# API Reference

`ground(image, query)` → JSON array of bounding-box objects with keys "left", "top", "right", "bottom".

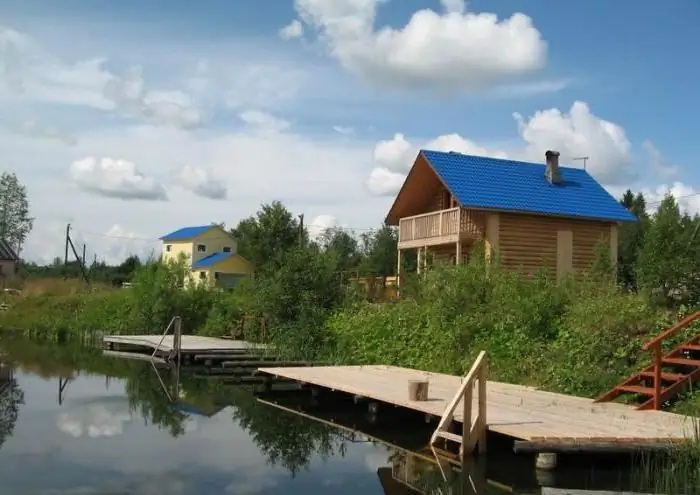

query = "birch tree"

[{"left": 0, "top": 172, "right": 34, "bottom": 256}]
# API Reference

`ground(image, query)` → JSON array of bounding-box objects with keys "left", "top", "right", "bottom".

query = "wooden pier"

[
  {"left": 103, "top": 334, "right": 265, "bottom": 355},
  {"left": 258, "top": 361, "right": 698, "bottom": 459}
]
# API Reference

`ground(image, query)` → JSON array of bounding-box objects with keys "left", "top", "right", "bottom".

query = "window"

[
  {"left": 214, "top": 272, "right": 221, "bottom": 280},
  {"left": 197, "top": 244, "right": 206, "bottom": 252},
  {"left": 165, "top": 245, "right": 172, "bottom": 252},
  {"left": 199, "top": 271, "right": 206, "bottom": 279},
  {"left": 223, "top": 246, "right": 232, "bottom": 253}
]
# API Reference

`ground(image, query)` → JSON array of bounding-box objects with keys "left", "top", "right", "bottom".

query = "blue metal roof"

[
  {"left": 421, "top": 150, "right": 637, "bottom": 222},
  {"left": 191, "top": 252, "right": 234, "bottom": 269},
  {"left": 160, "top": 225, "right": 214, "bottom": 241}
]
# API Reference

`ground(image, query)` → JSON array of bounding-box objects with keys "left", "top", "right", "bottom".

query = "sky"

[{"left": 2, "top": 0, "right": 700, "bottom": 264}]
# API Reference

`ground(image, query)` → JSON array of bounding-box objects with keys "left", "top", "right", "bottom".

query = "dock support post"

[
  {"left": 535, "top": 453, "right": 558, "bottom": 471},
  {"left": 173, "top": 317, "right": 182, "bottom": 363}
]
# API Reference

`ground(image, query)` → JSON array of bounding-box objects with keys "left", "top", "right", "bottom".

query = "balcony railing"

[{"left": 398, "top": 207, "right": 484, "bottom": 249}]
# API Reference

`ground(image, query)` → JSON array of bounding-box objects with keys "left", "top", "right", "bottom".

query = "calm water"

[{"left": 0, "top": 337, "right": 664, "bottom": 494}]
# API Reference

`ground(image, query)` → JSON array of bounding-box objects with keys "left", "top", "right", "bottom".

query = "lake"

[{"left": 0, "top": 336, "right": 673, "bottom": 494}]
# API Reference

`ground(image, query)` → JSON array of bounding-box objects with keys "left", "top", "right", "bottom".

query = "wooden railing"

[
  {"left": 399, "top": 207, "right": 460, "bottom": 243},
  {"left": 642, "top": 311, "right": 700, "bottom": 410},
  {"left": 431, "top": 351, "right": 488, "bottom": 457}
]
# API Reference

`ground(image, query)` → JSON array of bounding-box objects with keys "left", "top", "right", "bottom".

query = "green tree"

[
  {"left": 637, "top": 194, "right": 693, "bottom": 306},
  {"left": 617, "top": 189, "right": 648, "bottom": 289},
  {"left": 0, "top": 172, "right": 33, "bottom": 255},
  {"left": 231, "top": 201, "right": 302, "bottom": 273},
  {"left": 317, "top": 227, "right": 361, "bottom": 274}
]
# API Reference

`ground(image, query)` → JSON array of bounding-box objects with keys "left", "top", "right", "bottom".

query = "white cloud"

[
  {"left": 4, "top": 119, "right": 77, "bottom": 145},
  {"left": 279, "top": 19, "right": 304, "bottom": 40},
  {"left": 177, "top": 164, "right": 227, "bottom": 200},
  {"left": 643, "top": 139, "right": 680, "bottom": 179},
  {"left": 643, "top": 182, "right": 700, "bottom": 216},
  {"left": 0, "top": 26, "right": 113, "bottom": 109},
  {"left": 285, "top": 0, "right": 548, "bottom": 92},
  {"left": 367, "top": 101, "right": 634, "bottom": 195},
  {"left": 308, "top": 214, "right": 337, "bottom": 240},
  {"left": 69, "top": 156, "right": 168, "bottom": 201},
  {"left": 238, "top": 110, "right": 290, "bottom": 133},
  {"left": 332, "top": 125, "right": 354, "bottom": 135},
  {"left": 104, "top": 66, "right": 204, "bottom": 129}
]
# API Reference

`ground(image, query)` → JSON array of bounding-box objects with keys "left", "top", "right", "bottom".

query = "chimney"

[{"left": 545, "top": 150, "right": 561, "bottom": 184}]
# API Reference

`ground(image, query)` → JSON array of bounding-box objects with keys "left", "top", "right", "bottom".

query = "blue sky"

[{"left": 1, "top": 0, "right": 698, "bottom": 262}]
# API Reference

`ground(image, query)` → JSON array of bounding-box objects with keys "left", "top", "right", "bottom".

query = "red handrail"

[{"left": 642, "top": 310, "right": 700, "bottom": 410}]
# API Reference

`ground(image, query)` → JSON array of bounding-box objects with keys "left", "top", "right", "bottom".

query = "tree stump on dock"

[{"left": 408, "top": 380, "right": 429, "bottom": 401}]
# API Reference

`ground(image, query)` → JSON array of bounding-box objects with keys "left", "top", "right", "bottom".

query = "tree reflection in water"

[
  {"left": 230, "top": 388, "right": 348, "bottom": 476},
  {"left": 0, "top": 362, "right": 24, "bottom": 450}
]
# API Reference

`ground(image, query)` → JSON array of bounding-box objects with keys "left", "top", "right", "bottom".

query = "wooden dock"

[
  {"left": 104, "top": 334, "right": 265, "bottom": 354},
  {"left": 258, "top": 364, "right": 697, "bottom": 451}
]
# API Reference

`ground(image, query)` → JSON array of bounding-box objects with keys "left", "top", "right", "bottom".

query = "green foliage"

[{"left": 0, "top": 172, "right": 33, "bottom": 255}]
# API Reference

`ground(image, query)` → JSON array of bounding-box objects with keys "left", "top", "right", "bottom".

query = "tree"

[
  {"left": 637, "top": 194, "right": 693, "bottom": 306},
  {"left": 231, "top": 202, "right": 302, "bottom": 273},
  {"left": 0, "top": 172, "right": 33, "bottom": 255},
  {"left": 317, "top": 227, "right": 361, "bottom": 274},
  {"left": 617, "top": 190, "right": 648, "bottom": 289}
]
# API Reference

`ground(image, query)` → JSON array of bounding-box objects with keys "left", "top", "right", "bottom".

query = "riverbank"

[{"left": 2, "top": 259, "right": 699, "bottom": 407}]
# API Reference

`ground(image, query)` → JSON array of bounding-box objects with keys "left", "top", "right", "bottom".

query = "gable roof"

[
  {"left": 0, "top": 239, "right": 18, "bottom": 261},
  {"left": 401, "top": 150, "right": 637, "bottom": 223},
  {"left": 191, "top": 252, "right": 235, "bottom": 269},
  {"left": 160, "top": 225, "right": 220, "bottom": 242}
]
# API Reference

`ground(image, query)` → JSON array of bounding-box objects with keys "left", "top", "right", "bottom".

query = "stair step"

[
  {"left": 680, "top": 344, "right": 700, "bottom": 351},
  {"left": 639, "top": 371, "right": 686, "bottom": 382},
  {"left": 435, "top": 430, "right": 463, "bottom": 444},
  {"left": 663, "top": 357, "right": 700, "bottom": 367},
  {"left": 615, "top": 385, "right": 656, "bottom": 396}
]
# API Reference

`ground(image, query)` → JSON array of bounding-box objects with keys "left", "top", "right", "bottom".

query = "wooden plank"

[
  {"left": 258, "top": 365, "right": 697, "bottom": 443},
  {"left": 103, "top": 334, "right": 266, "bottom": 353}
]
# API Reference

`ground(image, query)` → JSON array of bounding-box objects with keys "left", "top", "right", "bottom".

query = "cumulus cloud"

[
  {"left": 284, "top": 0, "right": 549, "bottom": 93},
  {"left": 307, "top": 214, "right": 337, "bottom": 240},
  {"left": 279, "top": 19, "right": 304, "bottom": 40},
  {"left": 70, "top": 156, "right": 168, "bottom": 201},
  {"left": 177, "top": 164, "right": 227, "bottom": 200},
  {"left": 643, "top": 182, "right": 700, "bottom": 216},
  {"left": 104, "top": 66, "right": 203, "bottom": 128},
  {"left": 643, "top": 139, "right": 680, "bottom": 180},
  {"left": 366, "top": 101, "right": 635, "bottom": 195}
]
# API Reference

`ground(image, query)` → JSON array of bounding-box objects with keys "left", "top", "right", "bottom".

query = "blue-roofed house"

[
  {"left": 385, "top": 150, "right": 637, "bottom": 280},
  {"left": 159, "top": 224, "right": 254, "bottom": 288}
]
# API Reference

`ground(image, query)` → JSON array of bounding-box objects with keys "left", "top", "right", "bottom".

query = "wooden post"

[
  {"left": 417, "top": 248, "right": 422, "bottom": 275},
  {"left": 173, "top": 316, "right": 182, "bottom": 363},
  {"left": 478, "top": 358, "right": 487, "bottom": 453},
  {"left": 460, "top": 378, "right": 473, "bottom": 457},
  {"left": 408, "top": 380, "right": 429, "bottom": 401},
  {"left": 455, "top": 241, "right": 462, "bottom": 265},
  {"left": 396, "top": 249, "right": 403, "bottom": 295},
  {"left": 439, "top": 210, "right": 443, "bottom": 236},
  {"left": 653, "top": 344, "right": 662, "bottom": 410}
]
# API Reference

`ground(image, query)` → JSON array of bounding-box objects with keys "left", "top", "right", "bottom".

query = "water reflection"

[
  {"left": 0, "top": 336, "right": 678, "bottom": 494},
  {"left": 0, "top": 357, "right": 23, "bottom": 450}
]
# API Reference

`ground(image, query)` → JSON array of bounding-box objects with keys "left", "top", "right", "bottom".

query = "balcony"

[{"left": 398, "top": 207, "right": 484, "bottom": 250}]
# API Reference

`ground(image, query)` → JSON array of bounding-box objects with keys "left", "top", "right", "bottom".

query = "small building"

[
  {"left": 159, "top": 224, "right": 254, "bottom": 289},
  {"left": 385, "top": 150, "right": 636, "bottom": 281},
  {"left": 0, "top": 239, "right": 19, "bottom": 286}
]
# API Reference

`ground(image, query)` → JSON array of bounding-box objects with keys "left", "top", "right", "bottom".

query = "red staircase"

[{"left": 595, "top": 311, "right": 700, "bottom": 410}]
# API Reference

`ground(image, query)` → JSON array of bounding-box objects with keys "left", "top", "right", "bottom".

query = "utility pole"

[
  {"left": 63, "top": 224, "right": 70, "bottom": 280},
  {"left": 573, "top": 156, "right": 590, "bottom": 171},
  {"left": 298, "top": 214, "right": 304, "bottom": 247}
]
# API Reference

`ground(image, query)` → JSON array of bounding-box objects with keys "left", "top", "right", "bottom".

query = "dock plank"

[
  {"left": 103, "top": 334, "right": 266, "bottom": 353},
  {"left": 258, "top": 365, "right": 698, "bottom": 442}
]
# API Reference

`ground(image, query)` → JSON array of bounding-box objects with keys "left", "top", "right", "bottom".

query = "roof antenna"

[{"left": 572, "top": 156, "right": 589, "bottom": 171}]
